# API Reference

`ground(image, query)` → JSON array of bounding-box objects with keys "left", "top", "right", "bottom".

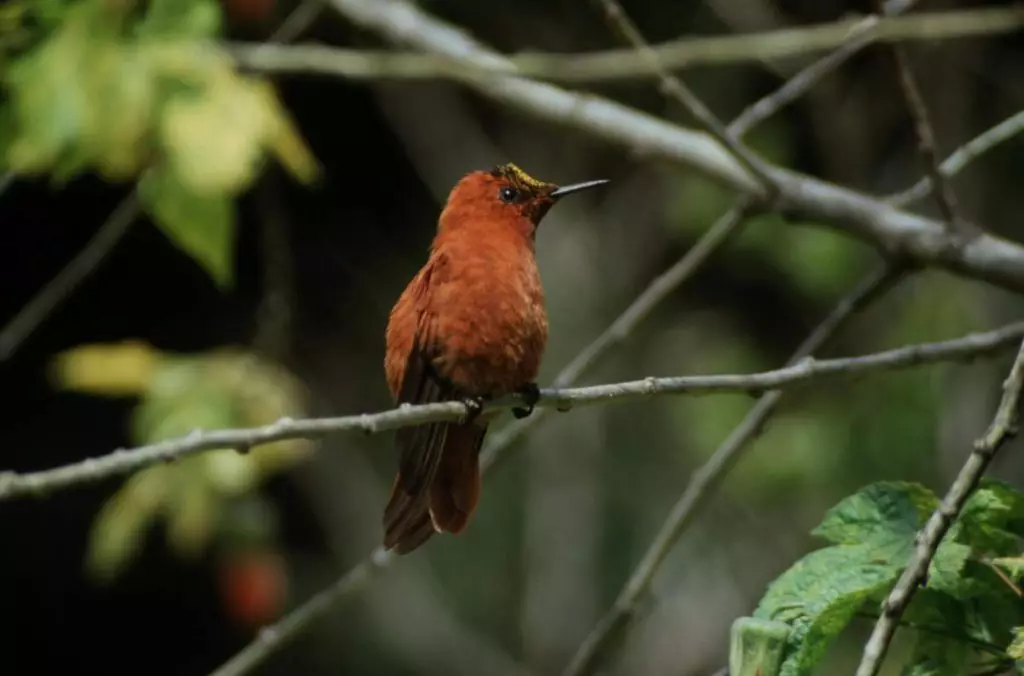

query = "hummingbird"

[{"left": 382, "top": 163, "right": 608, "bottom": 554}]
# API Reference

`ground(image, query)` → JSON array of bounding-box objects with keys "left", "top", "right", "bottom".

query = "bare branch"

[
  {"left": 209, "top": 548, "right": 394, "bottom": 676},
  {"left": 318, "top": 0, "right": 1024, "bottom": 294},
  {"left": 854, "top": 336, "right": 1024, "bottom": 676},
  {"left": 889, "top": 109, "right": 1024, "bottom": 208},
  {"left": 562, "top": 264, "right": 905, "bottom": 676},
  {"left": 0, "top": 194, "right": 139, "bottom": 364},
  {"left": 5, "top": 320, "right": 1024, "bottom": 503},
  {"left": 875, "top": 0, "right": 962, "bottom": 233},
  {"left": 228, "top": 6, "right": 1024, "bottom": 85},
  {"left": 729, "top": 0, "right": 922, "bottom": 136},
  {"left": 594, "top": 0, "right": 775, "bottom": 197},
  {"left": 513, "top": 6, "right": 1024, "bottom": 82}
]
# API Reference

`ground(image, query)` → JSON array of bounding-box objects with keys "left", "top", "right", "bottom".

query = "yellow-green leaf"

[
  {"left": 159, "top": 69, "right": 274, "bottom": 194},
  {"left": 49, "top": 340, "right": 161, "bottom": 397},
  {"left": 140, "top": 165, "right": 236, "bottom": 288}
]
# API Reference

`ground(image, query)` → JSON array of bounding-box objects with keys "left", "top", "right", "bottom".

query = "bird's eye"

[{"left": 499, "top": 186, "right": 520, "bottom": 203}]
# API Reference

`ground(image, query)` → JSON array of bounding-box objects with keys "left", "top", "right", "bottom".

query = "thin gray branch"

[
  {"left": 889, "top": 109, "right": 1024, "bottom": 208},
  {"left": 854, "top": 337, "right": 1024, "bottom": 676},
  {"left": 875, "top": 0, "right": 962, "bottom": 233},
  {"left": 511, "top": 6, "right": 1024, "bottom": 82},
  {"left": 0, "top": 193, "right": 139, "bottom": 364},
  {"left": 209, "top": 548, "right": 394, "bottom": 676},
  {"left": 5, "top": 320, "right": 1024, "bottom": 503},
  {"left": 729, "top": 0, "right": 920, "bottom": 136},
  {"left": 595, "top": 0, "right": 775, "bottom": 197},
  {"left": 562, "top": 264, "right": 905, "bottom": 676},
  {"left": 322, "top": 0, "right": 1024, "bottom": 294}
]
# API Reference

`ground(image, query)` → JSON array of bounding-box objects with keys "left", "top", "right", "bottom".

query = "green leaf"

[
  {"left": 955, "top": 480, "right": 1024, "bottom": 554},
  {"left": 729, "top": 617, "right": 790, "bottom": 676},
  {"left": 992, "top": 557, "right": 1024, "bottom": 584},
  {"left": 1009, "top": 627, "right": 1024, "bottom": 661},
  {"left": 139, "top": 165, "right": 236, "bottom": 288},
  {"left": 900, "top": 593, "right": 970, "bottom": 676},
  {"left": 134, "top": 0, "right": 221, "bottom": 40},
  {"left": 812, "top": 481, "right": 937, "bottom": 553},
  {"left": 753, "top": 545, "right": 901, "bottom": 676}
]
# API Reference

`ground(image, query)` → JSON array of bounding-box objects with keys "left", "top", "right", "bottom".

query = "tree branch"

[
  {"left": 512, "top": 6, "right": 1024, "bottom": 82},
  {"left": 562, "top": 264, "right": 905, "bottom": 676},
  {"left": 854, "top": 337, "right": 1024, "bottom": 676},
  {"left": 889, "top": 108, "right": 1024, "bottom": 208},
  {"left": 594, "top": 0, "right": 776, "bottom": 197},
  {"left": 227, "top": 5, "right": 1023, "bottom": 87},
  {"left": 875, "top": 0, "right": 962, "bottom": 233},
  {"left": 314, "top": 0, "right": 1024, "bottom": 294},
  {"left": 0, "top": 193, "right": 139, "bottom": 364},
  {"left": 4, "top": 320, "right": 1024, "bottom": 503},
  {"left": 235, "top": 7, "right": 1024, "bottom": 83}
]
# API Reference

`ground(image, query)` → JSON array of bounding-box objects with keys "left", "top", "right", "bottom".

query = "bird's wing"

[{"left": 384, "top": 254, "right": 465, "bottom": 546}]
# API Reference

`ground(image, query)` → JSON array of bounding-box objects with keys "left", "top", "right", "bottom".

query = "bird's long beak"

[{"left": 549, "top": 179, "right": 610, "bottom": 199}]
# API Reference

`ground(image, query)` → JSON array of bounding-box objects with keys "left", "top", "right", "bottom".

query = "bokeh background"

[{"left": 2, "top": 0, "right": 1024, "bottom": 674}]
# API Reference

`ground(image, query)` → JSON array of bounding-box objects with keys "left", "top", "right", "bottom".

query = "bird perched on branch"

[{"left": 382, "top": 163, "right": 609, "bottom": 554}]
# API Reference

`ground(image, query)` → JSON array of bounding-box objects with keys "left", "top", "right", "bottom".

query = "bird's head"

[{"left": 438, "top": 163, "right": 608, "bottom": 241}]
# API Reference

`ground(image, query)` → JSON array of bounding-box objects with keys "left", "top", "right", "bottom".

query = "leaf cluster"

[
  {"left": 49, "top": 341, "right": 313, "bottom": 582},
  {"left": 1, "top": 0, "right": 319, "bottom": 287},
  {"left": 732, "top": 481, "right": 1024, "bottom": 676}
]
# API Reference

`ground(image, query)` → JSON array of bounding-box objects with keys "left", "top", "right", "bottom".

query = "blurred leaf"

[
  {"left": 134, "top": 0, "right": 221, "bottom": 39},
  {"left": 261, "top": 82, "right": 320, "bottom": 185},
  {"left": 166, "top": 476, "right": 216, "bottom": 559},
  {"left": 159, "top": 69, "right": 273, "bottom": 194},
  {"left": 900, "top": 597, "right": 969, "bottom": 676},
  {"left": 49, "top": 340, "right": 161, "bottom": 396},
  {"left": 954, "top": 480, "right": 1024, "bottom": 555},
  {"left": 86, "top": 467, "right": 170, "bottom": 583},
  {"left": 140, "top": 164, "right": 236, "bottom": 288},
  {"left": 81, "top": 42, "right": 155, "bottom": 180},
  {"left": 992, "top": 557, "right": 1024, "bottom": 583},
  {"left": 1009, "top": 627, "right": 1024, "bottom": 661},
  {"left": 4, "top": 5, "right": 94, "bottom": 174}
]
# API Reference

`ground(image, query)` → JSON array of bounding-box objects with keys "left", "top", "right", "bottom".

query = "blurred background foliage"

[{"left": 2, "top": 0, "right": 1024, "bottom": 675}]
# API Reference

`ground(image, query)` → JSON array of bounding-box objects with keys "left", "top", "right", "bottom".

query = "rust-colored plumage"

[{"left": 382, "top": 163, "right": 608, "bottom": 554}]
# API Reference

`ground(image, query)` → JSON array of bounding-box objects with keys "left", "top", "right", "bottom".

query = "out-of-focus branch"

[
  {"left": 0, "top": 193, "right": 139, "bottom": 364},
  {"left": 513, "top": 6, "right": 1024, "bottom": 82},
  {"left": 4, "top": 321, "right": 1024, "bottom": 504},
  {"left": 233, "top": 8, "right": 1024, "bottom": 82},
  {"left": 875, "top": 0, "right": 961, "bottom": 233},
  {"left": 594, "top": 0, "right": 775, "bottom": 197},
  {"left": 729, "top": 0, "right": 920, "bottom": 135},
  {"left": 889, "top": 109, "right": 1024, "bottom": 208},
  {"left": 854, "top": 337, "right": 1024, "bottom": 676},
  {"left": 562, "top": 265, "right": 905, "bottom": 676},
  {"left": 316, "top": 0, "right": 1024, "bottom": 294}
]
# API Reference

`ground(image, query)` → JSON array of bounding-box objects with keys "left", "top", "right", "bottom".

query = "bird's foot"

[
  {"left": 461, "top": 395, "right": 487, "bottom": 424},
  {"left": 512, "top": 382, "right": 541, "bottom": 419}
]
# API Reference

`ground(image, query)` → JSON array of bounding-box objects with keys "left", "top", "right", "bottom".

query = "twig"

[
  {"left": 268, "top": 0, "right": 321, "bottom": 43},
  {"left": 511, "top": 6, "right": 1024, "bottom": 82},
  {"left": 888, "top": 109, "right": 1024, "bottom": 208},
  {"left": 562, "top": 265, "right": 904, "bottom": 676},
  {"left": 6, "top": 318, "right": 1024, "bottom": 503},
  {"left": 0, "top": 193, "right": 139, "bottom": 364},
  {"left": 229, "top": 6, "right": 1024, "bottom": 85},
  {"left": 854, "top": 337, "right": 1024, "bottom": 676},
  {"left": 209, "top": 548, "right": 394, "bottom": 676},
  {"left": 325, "top": 0, "right": 1024, "bottom": 294},
  {"left": 875, "top": 0, "right": 961, "bottom": 233},
  {"left": 595, "top": 0, "right": 775, "bottom": 198},
  {"left": 729, "top": 0, "right": 922, "bottom": 136}
]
